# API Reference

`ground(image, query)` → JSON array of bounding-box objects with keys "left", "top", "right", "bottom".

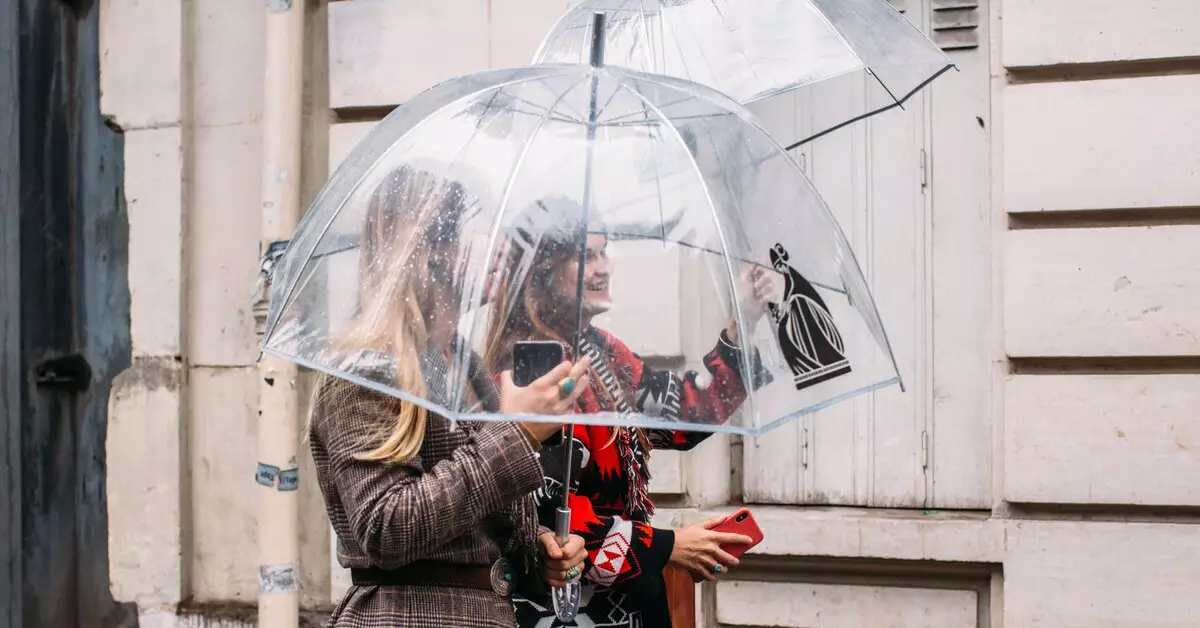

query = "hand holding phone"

[
  {"left": 513, "top": 340, "right": 567, "bottom": 387},
  {"left": 711, "top": 508, "right": 764, "bottom": 560},
  {"left": 497, "top": 342, "right": 591, "bottom": 441},
  {"left": 670, "top": 509, "right": 763, "bottom": 582}
]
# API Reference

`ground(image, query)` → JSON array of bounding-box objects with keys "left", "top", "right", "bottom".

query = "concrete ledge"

[
  {"left": 655, "top": 506, "right": 1003, "bottom": 564},
  {"left": 717, "top": 580, "right": 978, "bottom": 627}
]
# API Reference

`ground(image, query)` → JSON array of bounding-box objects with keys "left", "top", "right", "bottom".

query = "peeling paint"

[{"left": 111, "top": 356, "right": 185, "bottom": 400}]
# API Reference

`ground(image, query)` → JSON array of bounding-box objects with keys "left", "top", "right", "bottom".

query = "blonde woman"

[{"left": 308, "top": 168, "right": 591, "bottom": 628}]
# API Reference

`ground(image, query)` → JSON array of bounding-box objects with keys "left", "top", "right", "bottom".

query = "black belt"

[{"left": 351, "top": 557, "right": 515, "bottom": 596}]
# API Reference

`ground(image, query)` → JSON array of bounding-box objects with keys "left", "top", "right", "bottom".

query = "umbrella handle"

[{"left": 551, "top": 506, "right": 582, "bottom": 621}]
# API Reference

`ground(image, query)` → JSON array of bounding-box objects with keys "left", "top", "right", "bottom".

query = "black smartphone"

[{"left": 513, "top": 340, "right": 566, "bottom": 387}]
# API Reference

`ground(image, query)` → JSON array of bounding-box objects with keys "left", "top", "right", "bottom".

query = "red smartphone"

[{"left": 712, "top": 507, "right": 764, "bottom": 559}]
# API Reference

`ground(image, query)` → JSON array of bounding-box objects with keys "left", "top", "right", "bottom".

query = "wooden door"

[{"left": 665, "top": 564, "right": 696, "bottom": 628}]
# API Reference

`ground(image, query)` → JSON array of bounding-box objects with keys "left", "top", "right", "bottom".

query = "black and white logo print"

[
  {"left": 633, "top": 371, "right": 683, "bottom": 422},
  {"left": 766, "top": 243, "right": 852, "bottom": 391},
  {"left": 534, "top": 437, "right": 590, "bottom": 505}
]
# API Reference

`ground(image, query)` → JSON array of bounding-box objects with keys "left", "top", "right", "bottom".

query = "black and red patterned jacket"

[{"left": 532, "top": 326, "right": 764, "bottom": 610}]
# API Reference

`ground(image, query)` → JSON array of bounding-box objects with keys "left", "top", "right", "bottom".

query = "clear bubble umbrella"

[
  {"left": 263, "top": 12, "right": 903, "bottom": 621},
  {"left": 533, "top": 0, "right": 954, "bottom": 148}
]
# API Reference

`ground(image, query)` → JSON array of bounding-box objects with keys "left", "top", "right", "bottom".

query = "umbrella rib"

[
  {"left": 807, "top": 0, "right": 868, "bottom": 78},
  {"left": 690, "top": 113, "right": 764, "bottom": 416},
  {"left": 634, "top": 0, "right": 654, "bottom": 71},
  {"left": 635, "top": 85, "right": 669, "bottom": 242},
  {"left": 531, "top": 3, "right": 580, "bottom": 64},
  {"left": 593, "top": 72, "right": 627, "bottom": 123},
  {"left": 305, "top": 230, "right": 846, "bottom": 297},
  {"left": 262, "top": 68, "right": 576, "bottom": 344},
  {"left": 453, "top": 72, "right": 593, "bottom": 411},
  {"left": 707, "top": 0, "right": 769, "bottom": 95},
  {"left": 618, "top": 79, "right": 760, "bottom": 426},
  {"left": 869, "top": 67, "right": 903, "bottom": 108},
  {"left": 783, "top": 63, "right": 954, "bottom": 149},
  {"left": 621, "top": 66, "right": 868, "bottom": 256}
]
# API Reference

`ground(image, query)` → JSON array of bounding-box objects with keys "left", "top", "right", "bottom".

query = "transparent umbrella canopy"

[
  {"left": 533, "top": 0, "right": 954, "bottom": 148},
  {"left": 263, "top": 66, "right": 903, "bottom": 441}
]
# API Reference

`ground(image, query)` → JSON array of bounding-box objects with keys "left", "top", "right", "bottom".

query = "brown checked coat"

[{"left": 310, "top": 374, "right": 548, "bottom": 628}]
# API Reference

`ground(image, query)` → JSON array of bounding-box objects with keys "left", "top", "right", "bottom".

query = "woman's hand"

[
  {"left": 538, "top": 532, "right": 588, "bottom": 588},
  {"left": 727, "top": 266, "right": 777, "bottom": 344},
  {"left": 498, "top": 358, "right": 591, "bottom": 442},
  {"left": 668, "top": 516, "right": 753, "bottom": 582}
]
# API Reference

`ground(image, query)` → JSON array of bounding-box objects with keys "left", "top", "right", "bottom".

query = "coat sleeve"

[
  {"left": 605, "top": 329, "right": 770, "bottom": 452},
  {"left": 534, "top": 428, "right": 674, "bottom": 594},
  {"left": 313, "top": 380, "right": 546, "bottom": 569}
]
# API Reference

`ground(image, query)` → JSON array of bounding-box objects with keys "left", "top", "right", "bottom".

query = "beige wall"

[{"left": 100, "top": 0, "right": 1200, "bottom": 626}]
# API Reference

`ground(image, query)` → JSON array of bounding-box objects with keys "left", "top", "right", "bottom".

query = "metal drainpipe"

[{"left": 256, "top": 0, "right": 306, "bottom": 625}]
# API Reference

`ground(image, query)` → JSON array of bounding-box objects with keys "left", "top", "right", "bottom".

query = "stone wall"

[{"left": 100, "top": 1, "right": 1200, "bottom": 626}]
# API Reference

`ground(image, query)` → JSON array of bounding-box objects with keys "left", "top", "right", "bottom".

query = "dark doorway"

[{"left": 1, "top": 0, "right": 133, "bottom": 626}]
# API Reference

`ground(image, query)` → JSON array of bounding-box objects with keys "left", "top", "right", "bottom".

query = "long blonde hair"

[{"left": 317, "top": 166, "right": 475, "bottom": 464}]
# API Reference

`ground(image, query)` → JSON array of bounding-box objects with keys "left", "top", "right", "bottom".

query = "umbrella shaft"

[
  {"left": 588, "top": 12, "right": 606, "bottom": 68},
  {"left": 562, "top": 12, "right": 607, "bottom": 514},
  {"left": 555, "top": 507, "right": 573, "bottom": 544}
]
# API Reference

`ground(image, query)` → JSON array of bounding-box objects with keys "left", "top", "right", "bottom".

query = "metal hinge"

[
  {"left": 800, "top": 427, "right": 810, "bottom": 468},
  {"left": 33, "top": 353, "right": 93, "bottom": 392},
  {"left": 921, "top": 430, "right": 930, "bottom": 469}
]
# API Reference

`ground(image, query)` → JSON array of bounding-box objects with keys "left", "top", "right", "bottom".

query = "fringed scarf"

[{"left": 576, "top": 333, "right": 656, "bottom": 519}]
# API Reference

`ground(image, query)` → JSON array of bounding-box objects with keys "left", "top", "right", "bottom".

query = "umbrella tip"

[{"left": 589, "top": 12, "right": 606, "bottom": 68}]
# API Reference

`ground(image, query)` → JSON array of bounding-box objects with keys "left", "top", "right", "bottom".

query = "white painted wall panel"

[
  {"left": 1004, "top": 0, "right": 1200, "bottom": 68},
  {"left": 188, "top": 123, "right": 263, "bottom": 366},
  {"left": 189, "top": 367, "right": 258, "bottom": 603},
  {"left": 1006, "top": 521, "right": 1200, "bottom": 627},
  {"left": 743, "top": 70, "right": 929, "bottom": 509},
  {"left": 99, "top": 0, "right": 184, "bottom": 129},
  {"left": 648, "top": 449, "right": 684, "bottom": 496},
  {"left": 329, "top": 0, "right": 490, "bottom": 109},
  {"left": 107, "top": 360, "right": 187, "bottom": 607},
  {"left": 193, "top": 0, "right": 265, "bottom": 128},
  {"left": 591, "top": 242, "right": 683, "bottom": 358},
  {"left": 1005, "top": 227, "right": 1200, "bottom": 357},
  {"left": 329, "top": 120, "right": 377, "bottom": 171},
  {"left": 124, "top": 128, "right": 186, "bottom": 357},
  {"left": 1006, "top": 374, "right": 1200, "bottom": 506},
  {"left": 489, "top": 0, "right": 577, "bottom": 69},
  {"left": 328, "top": 0, "right": 574, "bottom": 109},
  {"left": 929, "top": 15, "right": 994, "bottom": 510},
  {"left": 743, "top": 0, "right": 994, "bottom": 509},
  {"left": 1004, "top": 76, "right": 1200, "bottom": 213},
  {"left": 718, "top": 581, "right": 978, "bottom": 628}
]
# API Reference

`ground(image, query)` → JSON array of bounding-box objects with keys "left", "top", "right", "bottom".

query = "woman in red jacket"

[{"left": 484, "top": 197, "right": 775, "bottom": 627}]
